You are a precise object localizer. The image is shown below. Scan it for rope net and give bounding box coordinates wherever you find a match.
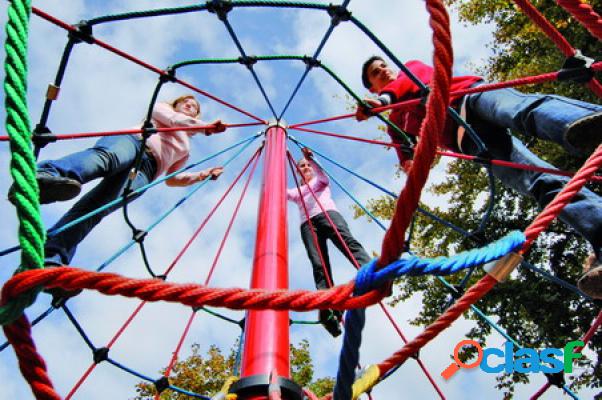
[1,1,601,399]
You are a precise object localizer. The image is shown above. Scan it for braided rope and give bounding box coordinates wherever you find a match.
[1,267,388,311]
[557,0,602,40]
[0,0,45,327]
[378,0,453,267]
[378,275,498,374]
[513,0,602,97]
[522,145,602,252]
[3,316,59,400]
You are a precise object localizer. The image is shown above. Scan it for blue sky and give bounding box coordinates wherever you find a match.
[0,1,597,399]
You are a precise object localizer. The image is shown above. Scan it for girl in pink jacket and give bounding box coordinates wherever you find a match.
[22,95,225,269]
[287,148,371,337]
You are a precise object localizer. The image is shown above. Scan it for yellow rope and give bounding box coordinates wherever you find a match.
[351,364,381,399]
[212,376,238,400]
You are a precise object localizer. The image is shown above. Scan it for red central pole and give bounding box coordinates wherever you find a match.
[237,123,295,399]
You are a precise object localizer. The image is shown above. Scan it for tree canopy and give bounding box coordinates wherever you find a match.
[134,339,334,399]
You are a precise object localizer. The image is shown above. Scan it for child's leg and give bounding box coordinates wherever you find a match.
[466,87,602,156]
[300,216,333,290]
[325,210,371,267]
[38,135,142,184]
[44,152,156,265]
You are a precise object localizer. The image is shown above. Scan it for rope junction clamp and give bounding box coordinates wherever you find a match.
[68,21,95,44]
[484,252,523,282]
[558,50,595,83]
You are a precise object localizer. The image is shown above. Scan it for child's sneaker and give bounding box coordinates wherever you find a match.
[8,172,81,205]
[577,253,602,299]
[564,111,602,156]
[319,309,342,338]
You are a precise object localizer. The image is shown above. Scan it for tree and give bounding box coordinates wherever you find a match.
[134,339,334,399]
[353,1,601,397]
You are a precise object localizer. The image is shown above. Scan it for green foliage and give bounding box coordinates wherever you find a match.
[353,1,602,397]
[133,339,334,399]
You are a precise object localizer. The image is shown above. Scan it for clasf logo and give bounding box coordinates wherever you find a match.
[441,339,584,379]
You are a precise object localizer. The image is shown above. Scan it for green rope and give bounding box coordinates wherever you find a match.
[88,5,207,26]
[0,0,43,326]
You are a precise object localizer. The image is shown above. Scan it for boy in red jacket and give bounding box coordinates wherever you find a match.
[356,56,602,299]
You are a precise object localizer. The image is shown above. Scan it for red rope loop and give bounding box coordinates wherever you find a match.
[1,267,388,312]
[378,0,453,267]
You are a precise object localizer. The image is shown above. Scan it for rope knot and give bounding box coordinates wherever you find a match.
[354,259,379,295]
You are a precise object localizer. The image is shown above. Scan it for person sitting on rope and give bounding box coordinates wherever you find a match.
[8,94,226,289]
[287,147,372,337]
[355,56,602,299]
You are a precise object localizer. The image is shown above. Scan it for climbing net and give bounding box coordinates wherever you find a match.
[1,1,602,399]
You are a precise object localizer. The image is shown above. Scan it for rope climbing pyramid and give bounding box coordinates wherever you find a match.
[1,1,601,399]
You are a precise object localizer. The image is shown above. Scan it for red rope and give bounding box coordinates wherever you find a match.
[1,268,387,312]
[286,152,336,289]
[557,0,602,40]
[513,0,602,98]
[288,62,602,130]
[0,123,266,142]
[31,7,266,124]
[292,126,602,183]
[158,147,262,386]
[378,0,453,267]
[287,151,446,399]
[3,316,60,400]
[530,310,602,399]
[377,275,498,375]
[522,145,602,253]
[63,150,262,398]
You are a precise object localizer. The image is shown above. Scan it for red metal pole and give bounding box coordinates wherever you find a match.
[237,123,293,399]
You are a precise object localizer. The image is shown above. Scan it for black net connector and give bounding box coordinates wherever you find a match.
[159,67,177,83]
[207,0,233,21]
[400,144,414,159]
[450,284,466,300]
[558,50,594,84]
[473,154,492,167]
[327,4,352,26]
[133,229,148,243]
[93,347,109,364]
[154,376,170,394]
[238,55,258,69]
[466,230,488,246]
[544,371,566,388]
[141,120,157,139]
[155,274,167,281]
[32,125,57,149]
[68,21,94,45]
[302,56,321,69]
[238,317,246,330]
[410,350,420,360]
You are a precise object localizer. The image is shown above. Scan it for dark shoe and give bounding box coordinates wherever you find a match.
[8,172,82,205]
[577,254,602,300]
[43,262,82,306]
[564,111,602,156]
[319,309,342,338]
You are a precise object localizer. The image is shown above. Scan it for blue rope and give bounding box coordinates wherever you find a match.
[220,18,278,119]
[0,140,257,359]
[0,135,260,259]
[279,1,350,119]
[332,232,524,399]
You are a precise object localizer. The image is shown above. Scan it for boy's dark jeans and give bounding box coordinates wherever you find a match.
[300,210,371,290]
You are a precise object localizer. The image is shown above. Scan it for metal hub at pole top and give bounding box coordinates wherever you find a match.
[232,124,303,400]
[266,118,288,130]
